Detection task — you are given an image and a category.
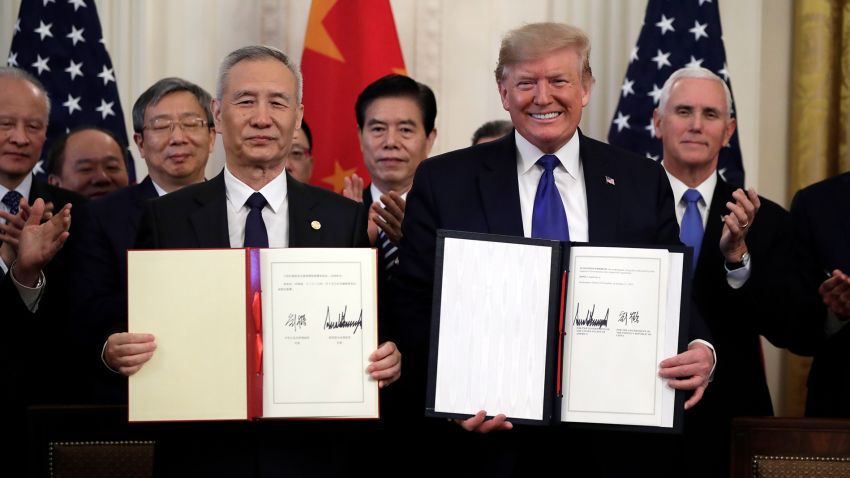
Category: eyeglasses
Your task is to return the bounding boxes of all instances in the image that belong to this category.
[144,117,208,135]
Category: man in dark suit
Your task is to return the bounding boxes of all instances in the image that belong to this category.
[393,23,714,476]
[343,74,437,270]
[106,46,401,477]
[792,171,850,417]
[0,67,86,405]
[70,77,215,402]
[653,66,822,477]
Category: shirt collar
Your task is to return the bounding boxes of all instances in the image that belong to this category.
[0,173,33,203]
[369,183,408,206]
[224,167,288,213]
[150,178,168,198]
[664,168,717,207]
[515,130,580,179]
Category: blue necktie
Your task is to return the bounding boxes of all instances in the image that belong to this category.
[531,154,570,241]
[2,190,23,215]
[244,192,269,248]
[680,189,704,270]
[378,229,398,271]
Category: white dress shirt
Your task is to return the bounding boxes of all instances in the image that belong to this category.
[224,167,289,248]
[368,183,408,206]
[664,170,751,289]
[515,131,588,241]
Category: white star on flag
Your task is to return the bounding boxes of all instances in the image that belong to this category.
[699,0,713,5]
[630,46,639,63]
[14,18,21,35]
[646,153,659,162]
[43,0,56,6]
[31,54,50,75]
[67,25,85,45]
[718,64,730,82]
[648,84,663,104]
[63,94,82,114]
[7,52,18,68]
[613,112,631,132]
[645,120,656,138]
[689,21,709,41]
[651,49,671,70]
[33,160,46,175]
[656,15,675,35]
[96,98,115,119]
[64,60,83,80]
[686,56,704,68]
[34,20,53,41]
[97,65,115,85]
[621,78,635,98]
[68,0,87,12]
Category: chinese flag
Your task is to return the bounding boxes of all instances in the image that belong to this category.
[301,0,407,192]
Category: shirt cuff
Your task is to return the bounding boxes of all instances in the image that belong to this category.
[0,257,8,275]
[689,338,717,381]
[725,257,752,289]
[11,266,45,312]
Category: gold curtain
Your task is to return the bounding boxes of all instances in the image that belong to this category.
[783,0,850,416]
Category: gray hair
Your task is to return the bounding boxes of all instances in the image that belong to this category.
[216,45,302,104]
[657,67,732,117]
[132,77,214,133]
[0,66,51,115]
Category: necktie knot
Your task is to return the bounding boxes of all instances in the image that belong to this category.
[245,192,267,211]
[537,154,560,173]
[2,190,23,215]
[682,188,702,205]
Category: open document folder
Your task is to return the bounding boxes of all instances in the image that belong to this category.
[426,230,691,432]
[127,248,378,422]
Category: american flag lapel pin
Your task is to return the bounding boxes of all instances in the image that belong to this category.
[605,176,616,186]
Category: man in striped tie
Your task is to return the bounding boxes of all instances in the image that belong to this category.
[342,74,437,276]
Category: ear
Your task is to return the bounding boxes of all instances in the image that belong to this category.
[652,109,663,141]
[211,98,222,131]
[498,80,510,111]
[47,174,62,187]
[295,104,304,131]
[723,117,737,146]
[133,132,144,158]
[425,128,437,156]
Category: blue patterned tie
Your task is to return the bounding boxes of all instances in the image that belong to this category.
[2,190,23,215]
[531,154,570,241]
[378,229,398,271]
[244,192,269,248]
[680,189,704,270]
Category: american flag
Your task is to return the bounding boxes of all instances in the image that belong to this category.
[607,0,743,187]
[6,0,134,181]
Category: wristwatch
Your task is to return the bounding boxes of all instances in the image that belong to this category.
[725,251,750,271]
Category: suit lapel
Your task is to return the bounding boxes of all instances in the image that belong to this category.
[287,174,321,247]
[188,173,230,247]
[581,134,619,243]
[478,134,524,236]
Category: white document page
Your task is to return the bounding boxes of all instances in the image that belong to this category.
[128,249,248,421]
[433,237,553,421]
[561,246,673,427]
[260,248,378,418]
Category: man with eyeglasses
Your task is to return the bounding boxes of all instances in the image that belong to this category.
[70,77,215,402]
[284,118,313,183]
[46,126,130,199]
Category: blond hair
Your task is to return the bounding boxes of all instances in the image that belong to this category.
[495,22,593,87]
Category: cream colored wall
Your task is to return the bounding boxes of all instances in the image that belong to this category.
[1,0,792,410]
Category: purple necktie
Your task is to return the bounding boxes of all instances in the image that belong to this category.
[531,154,570,241]
[244,192,269,248]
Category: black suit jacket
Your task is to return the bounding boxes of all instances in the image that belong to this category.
[137,171,368,249]
[682,176,822,477]
[70,176,158,402]
[792,172,850,417]
[390,132,700,476]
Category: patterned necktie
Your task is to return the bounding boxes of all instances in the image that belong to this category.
[378,229,398,271]
[244,192,269,248]
[2,190,23,216]
[531,154,570,241]
[680,188,704,270]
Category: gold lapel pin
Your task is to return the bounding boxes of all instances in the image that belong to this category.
[311,220,321,230]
